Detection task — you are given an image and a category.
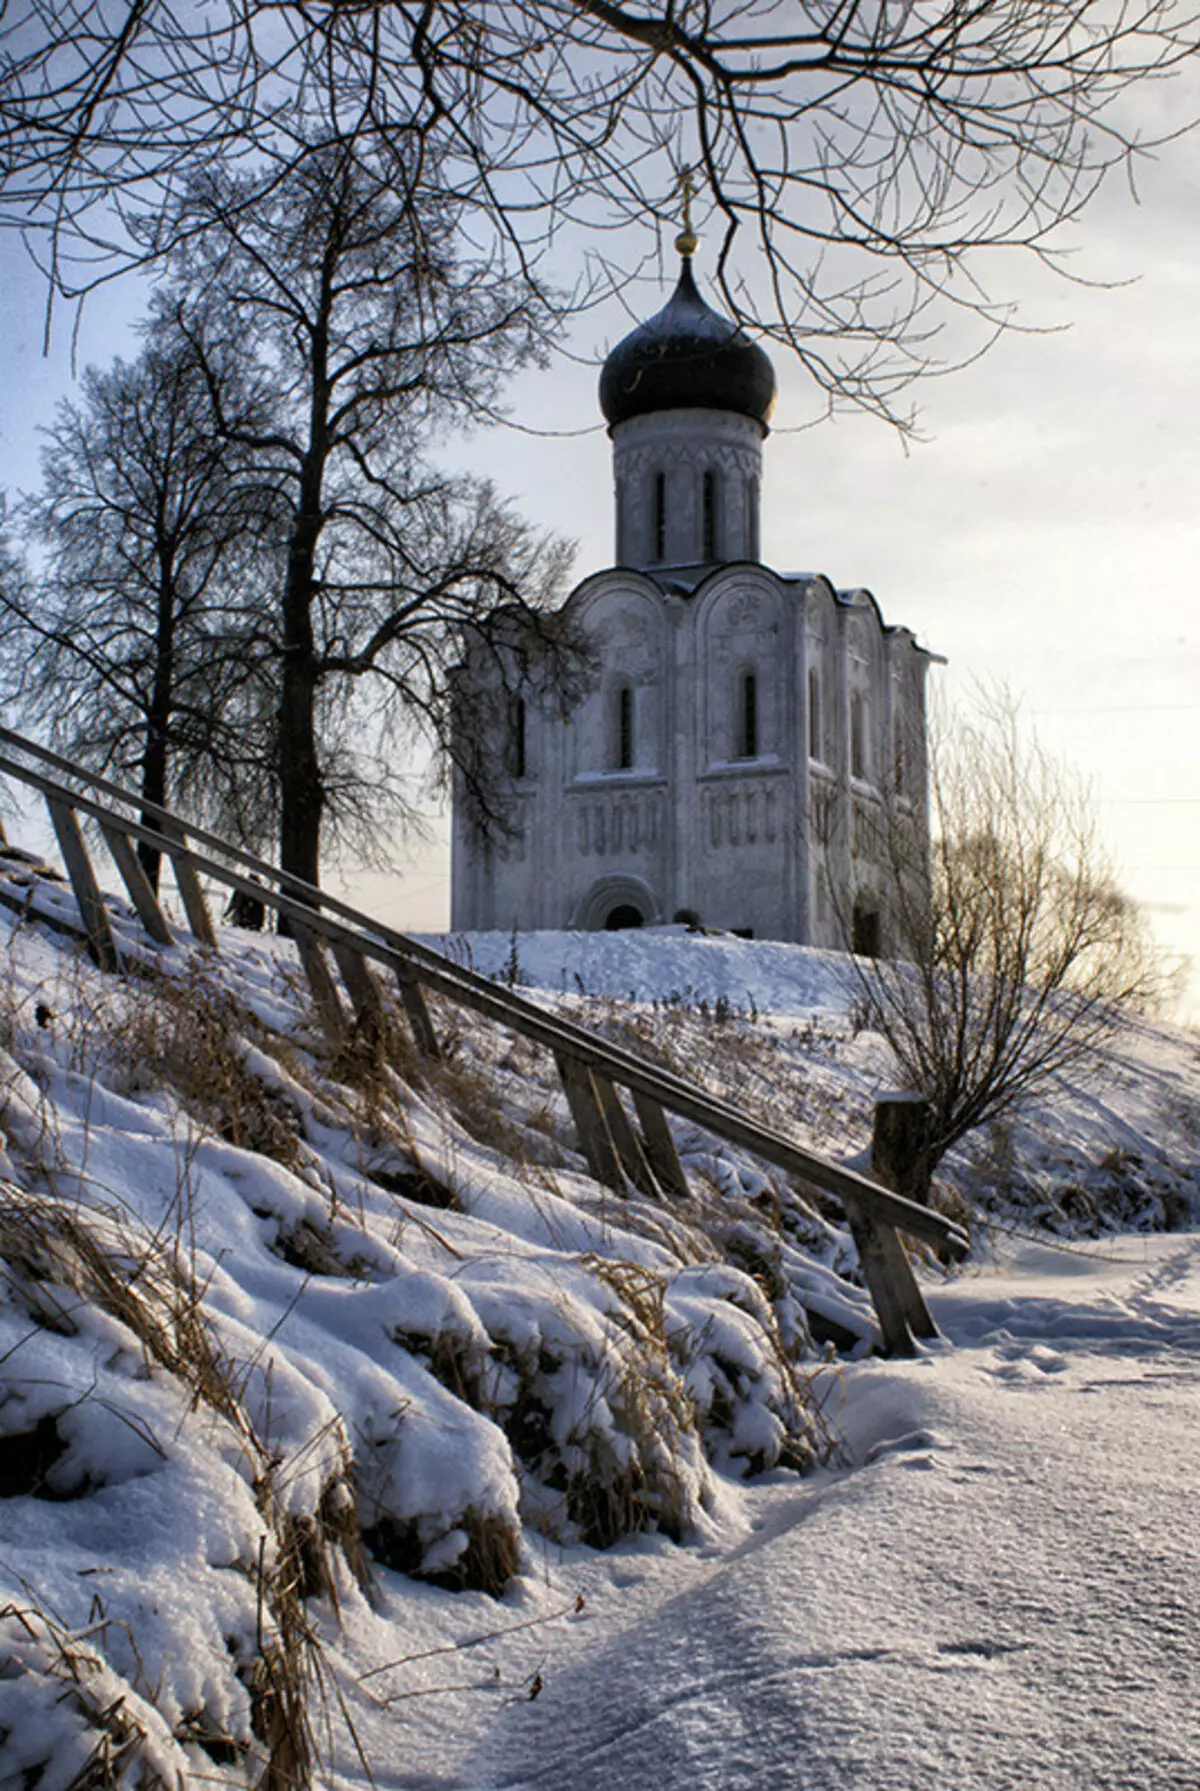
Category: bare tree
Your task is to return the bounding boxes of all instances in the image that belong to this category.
[0,323,277,886]
[165,139,576,885]
[3,5,1198,426]
[844,694,1164,1175]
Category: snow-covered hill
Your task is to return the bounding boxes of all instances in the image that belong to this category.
[1,907,1198,1787]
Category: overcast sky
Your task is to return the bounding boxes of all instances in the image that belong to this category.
[3,68,1200,1012]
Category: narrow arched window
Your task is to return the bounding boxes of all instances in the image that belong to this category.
[736,668,758,759]
[808,667,822,761]
[511,696,527,780]
[615,682,635,770]
[850,691,868,780]
[746,477,760,561]
[702,470,718,561]
[653,471,667,563]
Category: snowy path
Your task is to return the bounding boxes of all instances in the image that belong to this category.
[372,1234,1200,1791]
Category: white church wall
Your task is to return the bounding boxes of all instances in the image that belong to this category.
[558,576,676,927]
[682,571,802,937]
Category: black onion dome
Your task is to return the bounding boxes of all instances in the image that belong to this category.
[599,258,777,431]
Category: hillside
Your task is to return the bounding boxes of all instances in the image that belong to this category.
[0,897,1198,1787]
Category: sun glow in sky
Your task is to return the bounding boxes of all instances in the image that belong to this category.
[3,70,1200,1013]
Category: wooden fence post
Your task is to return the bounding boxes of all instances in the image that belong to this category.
[46,801,120,972]
[394,964,441,1060]
[631,1091,691,1201]
[841,1192,939,1356]
[872,1094,933,1206]
[156,820,217,948]
[100,823,173,946]
[330,941,388,1047]
[592,1074,661,1199]
[292,925,348,1040]
[555,1053,624,1192]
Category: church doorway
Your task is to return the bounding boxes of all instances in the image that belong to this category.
[572,874,661,932]
[603,904,645,931]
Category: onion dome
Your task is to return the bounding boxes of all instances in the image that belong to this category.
[599,257,777,431]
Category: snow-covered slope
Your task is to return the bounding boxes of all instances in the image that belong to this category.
[1,907,1198,1787]
[429,926,1200,1238]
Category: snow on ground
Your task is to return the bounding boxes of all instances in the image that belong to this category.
[366,1232,1200,1791]
[425,927,1200,1238]
[0,899,1198,1787]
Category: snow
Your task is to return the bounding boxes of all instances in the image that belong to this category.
[340,1234,1200,1791]
[0,902,1198,1786]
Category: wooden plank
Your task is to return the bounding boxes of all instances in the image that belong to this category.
[292,925,347,1039]
[171,853,218,948]
[100,822,173,946]
[593,1074,660,1198]
[841,1196,939,1356]
[394,964,441,1060]
[0,879,91,943]
[331,940,388,1046]
[556,1053,624,1192]
[632,1091,691,1201]
[46,800,120,972]
[154,818,217,948]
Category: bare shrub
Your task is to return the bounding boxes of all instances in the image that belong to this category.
[844,693,1169,1176]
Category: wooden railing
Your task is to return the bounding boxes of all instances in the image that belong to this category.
[0,724,968,1354]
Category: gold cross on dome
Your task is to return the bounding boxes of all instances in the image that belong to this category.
[675,165,699,258]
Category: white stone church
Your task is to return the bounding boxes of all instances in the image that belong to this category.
[451,247,939,951]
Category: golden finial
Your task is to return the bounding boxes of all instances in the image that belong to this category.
[675,165,699,258]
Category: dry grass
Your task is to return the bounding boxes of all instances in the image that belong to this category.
[0,1183,371,1789]
[0,1597,178,1790]
[99,961,305,1170]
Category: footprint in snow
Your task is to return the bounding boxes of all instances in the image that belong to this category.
[984,1341,1070,1381]
[937,1639,1033,1661]
[863,1429,940,1466]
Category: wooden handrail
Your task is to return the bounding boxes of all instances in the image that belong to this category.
[0,727,969,1353]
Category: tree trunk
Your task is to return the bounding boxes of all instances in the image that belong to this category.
[138,537,179,892]
[278,647,323,888]
[276,278,336,891]
[277,467,325,889]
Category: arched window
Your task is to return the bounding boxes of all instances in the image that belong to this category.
[736,667,758,759]
[702,469,719,561]
[852,903,882,959]
[808,666,822,761]
[850,690,869,780]
[615,682,635,770]
[746,477,760,560]
[510,696,527,780]
[652,471,667,563]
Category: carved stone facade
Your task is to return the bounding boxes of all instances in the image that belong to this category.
[450,256,939,946]
[451,560,937,946]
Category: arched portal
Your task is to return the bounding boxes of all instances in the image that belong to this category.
[572,874,662,932]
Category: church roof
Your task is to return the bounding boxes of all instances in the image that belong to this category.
[599,257,777,431]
